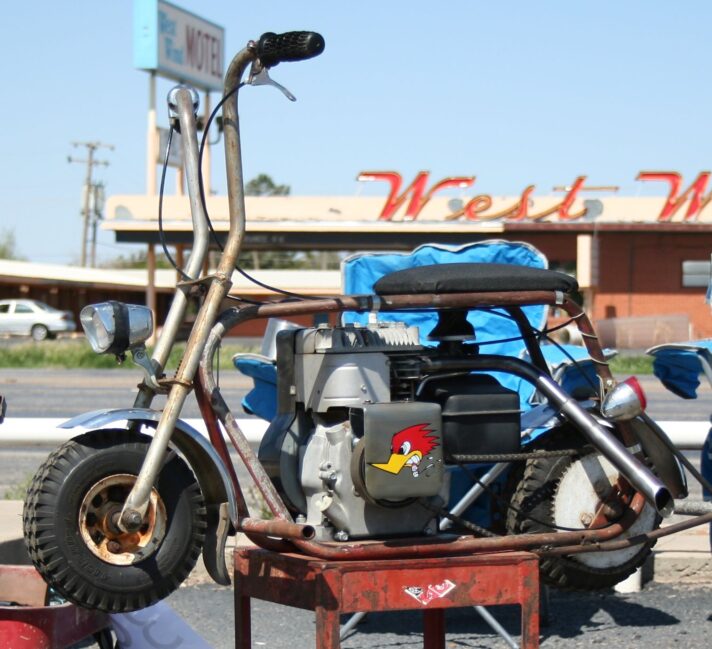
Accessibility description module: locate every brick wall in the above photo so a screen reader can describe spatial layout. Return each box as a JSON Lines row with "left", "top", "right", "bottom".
{"left": 592, "top": 232, "right": 712, "bottom": 339}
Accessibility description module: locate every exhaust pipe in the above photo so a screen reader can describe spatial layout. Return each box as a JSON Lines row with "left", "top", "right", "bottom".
{"left": 536, "top": 374, "right": 674, "bottom": 518}
{"left": 422, "top": 356, "right": 675, "bottom": 518}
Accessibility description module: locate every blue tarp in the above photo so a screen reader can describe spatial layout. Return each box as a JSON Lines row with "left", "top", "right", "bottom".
{"left": 647, "top": 341, "right": 712, "bottom": 399}
{"left": 342, "top": 241, "right": 549, "bottom": 355}
{"left": 343, "top": 241, "right": 553, "bottom": 404}
{"left": 233, "top": 356, "right": 278, "bottom": 421}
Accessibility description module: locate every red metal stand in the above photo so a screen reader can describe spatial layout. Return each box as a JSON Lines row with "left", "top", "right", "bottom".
{"left": 0, "top": 565, "right": 110, "bottom": 649}
{"left": 234, "top": 548, "right": 540, "bottom": 649}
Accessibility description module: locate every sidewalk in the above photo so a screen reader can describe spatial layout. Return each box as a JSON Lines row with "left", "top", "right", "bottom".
{"left": 652, "top": 519, "right": 712, "bottom": 584}
{"left": 2, "top": 500, "right": 709, "bottom": 585}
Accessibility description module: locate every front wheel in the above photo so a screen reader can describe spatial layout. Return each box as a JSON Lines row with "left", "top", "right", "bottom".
{"left": 23, "top": 429, "right": 206, "bottom": 612}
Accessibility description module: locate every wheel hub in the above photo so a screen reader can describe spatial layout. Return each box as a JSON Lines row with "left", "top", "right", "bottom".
{"left": 79, "top": 474, "right": 167, "bottom": 566}
{"left": 553, "top": 453, "right": 657, "bottom": 568}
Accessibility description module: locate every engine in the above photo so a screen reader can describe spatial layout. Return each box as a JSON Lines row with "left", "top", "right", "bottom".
{"left": 257, "top": 321, "right": 521, "bottom": 541}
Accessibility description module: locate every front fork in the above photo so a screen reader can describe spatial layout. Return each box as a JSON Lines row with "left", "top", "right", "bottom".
{"left": 119, "top": 45, "right": 257, "bottom": 532}
{"left": 122, "top": 274, "right": 234, "bottom": 529}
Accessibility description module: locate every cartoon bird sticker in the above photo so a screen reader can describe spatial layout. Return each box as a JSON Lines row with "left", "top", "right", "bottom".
{"left": 370, "top": 423, "right": 439, "bottom": 477}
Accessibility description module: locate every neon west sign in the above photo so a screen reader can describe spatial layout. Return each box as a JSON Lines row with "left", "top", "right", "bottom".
{"left": 357, "top": 171, "right": 712, "bottom": 223}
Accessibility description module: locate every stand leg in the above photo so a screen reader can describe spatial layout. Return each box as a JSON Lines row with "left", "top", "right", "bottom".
{"left": 316, "top": 607, "right": 341, "bottom": 649}
{"left": 235, "top": 594, "right": 251, "bottom": 649}
{"left": 520, "top": 592, "right": 540, "bottom": 649}
{"left": 423, "top": 608, "right": 445, "bottom": 649}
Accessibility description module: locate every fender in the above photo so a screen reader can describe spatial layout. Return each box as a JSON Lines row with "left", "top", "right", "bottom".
{"left": 630, "top": 415, "right": 688, "bottom": 499}
{"left": 61, "top": 408, "right": 237, "bottom": 585}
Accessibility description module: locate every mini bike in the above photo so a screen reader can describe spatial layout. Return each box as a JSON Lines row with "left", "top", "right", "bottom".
{"left": 21, "top": 31, "right": 711, "bottom": 613}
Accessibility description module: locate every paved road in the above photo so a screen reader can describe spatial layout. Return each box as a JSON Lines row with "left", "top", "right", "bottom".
{"left": 0, "top": 369, "right": 709, "bottom": 501}
{"left": 0, "top": 368, "right": 253, "bottom": 497}
{"left": 0, "top": 368, "right": 252, "bottom": 419}
{"left": 2, "top": 368, "right": 710, "bottom": 420}
{"left": 157, "top": 581, "right": 712, "bottom": 648}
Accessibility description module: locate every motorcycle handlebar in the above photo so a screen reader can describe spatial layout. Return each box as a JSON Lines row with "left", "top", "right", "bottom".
{"left": 256, "top": 31, "right": 325, "bottom": 67}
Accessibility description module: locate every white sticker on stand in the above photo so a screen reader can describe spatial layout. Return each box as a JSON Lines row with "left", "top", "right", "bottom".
{"left": 404, "top": 579, "right": 456, "bottom": 606}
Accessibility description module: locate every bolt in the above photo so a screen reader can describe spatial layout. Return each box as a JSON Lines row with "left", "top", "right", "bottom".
{"left": 580, "top": 512, "right": 593, "bottom": 527}
{"left": 106, "top": 540, "right": 122, "bottom": 554}
{"left": 423, "top": 525, "right": 436, "bottom": 536}
{"left": 122, "top": 510, "right": 144, "bottom": 531}
{"left": 334, "top": 530, "right": 349, "bottom": 542}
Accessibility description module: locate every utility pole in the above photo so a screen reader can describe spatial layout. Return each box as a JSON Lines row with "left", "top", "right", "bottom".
{"left": 68, "top": 141, "right": 113, "bottom": 267}
{"left": 89, "top": 182, "right": 106, "bottom": 268}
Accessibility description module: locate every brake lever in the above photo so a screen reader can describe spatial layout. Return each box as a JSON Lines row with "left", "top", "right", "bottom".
{"left": 248, "top": 63, "right": 296, "bottom": 102}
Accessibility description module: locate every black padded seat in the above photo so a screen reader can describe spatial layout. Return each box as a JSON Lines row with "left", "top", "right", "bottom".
{"left": 373, "top": 263, "right": 578, "bottom": 295}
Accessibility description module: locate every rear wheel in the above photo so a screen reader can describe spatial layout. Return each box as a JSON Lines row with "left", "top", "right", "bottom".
{"left": 23, "top": 429, "right": 206, "bottom": 612}
{"left": 506, "top": 429, "right": 659, "bottom": 590}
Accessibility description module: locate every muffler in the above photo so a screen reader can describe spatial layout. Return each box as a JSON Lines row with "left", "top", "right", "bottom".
{"left": 536, "top": 374, "right": 674, "bottom": 518}
{"left": 423, "top": 356, "right": 675, "bottom": 518}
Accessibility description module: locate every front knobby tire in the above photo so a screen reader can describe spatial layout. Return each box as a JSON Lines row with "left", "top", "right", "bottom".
{"left": 506, "top": 430, "right": 659, "bottom": 591}
{"left": 23, "top": 429, "right": 207, "bottom": 612}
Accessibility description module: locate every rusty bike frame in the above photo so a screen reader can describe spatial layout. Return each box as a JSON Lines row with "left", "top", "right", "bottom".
{"left": 116, "top": 37, "right": 712, "bottom": 565}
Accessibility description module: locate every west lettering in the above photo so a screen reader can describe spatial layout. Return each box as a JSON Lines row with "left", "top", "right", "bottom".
{"left": 636, "top": 171, "right": 712, "bottom": 222}
{"left": 360, "top": 170, "right": 712, "bottom": 224}
{"left": 358, "top": 171, "right": 475, "bottom": 221}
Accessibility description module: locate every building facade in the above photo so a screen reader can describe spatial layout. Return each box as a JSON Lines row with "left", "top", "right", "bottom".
{"left": 102, "top": 170, "right": 712, "bottom": 346}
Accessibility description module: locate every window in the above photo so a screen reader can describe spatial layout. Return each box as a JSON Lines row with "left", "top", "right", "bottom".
{"left": 0, "top": 304, "right": 9, "bottom": 314}
{"left": 682, "top": 260, "right": 710, "bottom": 288}
{"left": 15, "top": 304, "right": 33, "bottom": 314}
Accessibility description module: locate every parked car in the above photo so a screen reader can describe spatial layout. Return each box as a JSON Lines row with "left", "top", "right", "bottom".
{"left": 0, "top": 299, "right": 76, "bottom": 341}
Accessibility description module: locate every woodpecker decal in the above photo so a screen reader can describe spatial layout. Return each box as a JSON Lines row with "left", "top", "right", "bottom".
{"left": 370, "top": 423, "right": 440, "bottom": 477}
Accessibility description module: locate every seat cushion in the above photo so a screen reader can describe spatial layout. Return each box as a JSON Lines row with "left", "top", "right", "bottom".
{"left": 373, "top": 263, "right": 578, "bottom": 295}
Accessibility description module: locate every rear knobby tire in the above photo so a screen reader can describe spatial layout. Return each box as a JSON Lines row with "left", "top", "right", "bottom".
{"left": 506, "top": 430, "right": 659, "bottom": 591}
{"left": 23, "top": 429, "right": 206, "bottom": 612}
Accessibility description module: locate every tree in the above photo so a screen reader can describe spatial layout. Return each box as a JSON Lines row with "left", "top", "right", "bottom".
{"left": 245, "top": 173, "right": 290, "bottom": 197}
{"left": 0, "top": 228, "right": 24, "bottom": 260}
{"left": 243, "top": 174, "right": 292, "bottom": 269}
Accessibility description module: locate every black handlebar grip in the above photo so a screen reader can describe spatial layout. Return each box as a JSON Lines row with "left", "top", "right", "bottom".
{"left": 257, "top": 31, "right": 325, "bottom": 68}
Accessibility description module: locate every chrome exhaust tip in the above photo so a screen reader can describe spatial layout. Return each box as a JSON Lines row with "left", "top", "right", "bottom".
{"left": 539, "top": 375, "right": 675, "bottom": 518}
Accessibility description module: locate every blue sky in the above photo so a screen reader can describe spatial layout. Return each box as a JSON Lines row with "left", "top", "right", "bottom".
{"left": 1, "top": 1, "right": 711, "bottom": 264}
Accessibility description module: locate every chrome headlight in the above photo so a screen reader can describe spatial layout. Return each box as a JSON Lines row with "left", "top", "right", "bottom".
{"left": 80, "top": 302, "right": 153, "bottom": 355}
{"left": 600, "top": 377, "right": 647, "bottom": 421}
